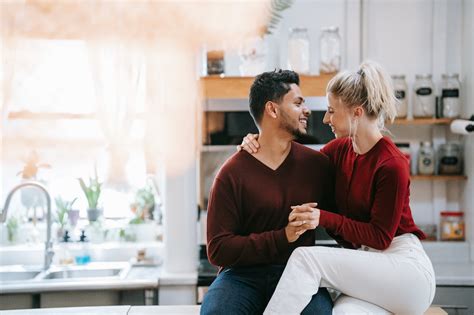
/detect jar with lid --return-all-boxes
[319,26,341,74]
[413,74,435,118]
[440,211,465,241]
[438,142,462,175]
[417,141,435,175]
[395,143,411,172]
[206,50,225,76]
[441,73,461,118]
[392,75,408,118]
[288,27,310,74]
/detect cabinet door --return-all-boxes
[433,286,474,315]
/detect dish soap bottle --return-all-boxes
[75,230,91,265]
[58,230,74,265]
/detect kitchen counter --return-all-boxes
[1,305,447,314]
[433,262,474,286]
[0,262,196,295]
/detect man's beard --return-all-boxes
[279,110,307,138]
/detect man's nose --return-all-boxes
[303,106,310,117]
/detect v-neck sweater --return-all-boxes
[206,141,335,269]
[319,136,425,250]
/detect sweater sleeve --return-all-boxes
[319,158,409,250]
[206,177,290,268]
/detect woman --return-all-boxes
[239,61,436,314]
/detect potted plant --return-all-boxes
[6,216,19,244]
[78,173,102,222]
[54,197,77,239]
[128,184,156,242]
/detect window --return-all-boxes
[2,39,147,219]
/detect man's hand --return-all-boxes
[285,202,320,242]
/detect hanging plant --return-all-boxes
[265,0,294,35]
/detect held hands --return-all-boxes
[237,133,260,153]
[285,202,321,243]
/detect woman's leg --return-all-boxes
[263,245,434,315]
[333,295,391,315]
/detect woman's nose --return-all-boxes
[323,112,330,124]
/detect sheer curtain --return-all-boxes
[87,39,145,191]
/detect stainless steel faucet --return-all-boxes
[0,181,54,270]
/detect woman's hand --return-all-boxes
[288,202,320,234]
[237,133,260,153]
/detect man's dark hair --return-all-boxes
[249,70,300,124]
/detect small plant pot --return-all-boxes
[87,208,102,222]
[68,209,80,226]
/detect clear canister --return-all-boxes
[319,26,341,74]
[288,27,310,74]
[413,74,435,118]
[438,142,463,175]
[441,73,461,118]
[392,75,408,118]
[417,141,435,175]
[440,211,465,241]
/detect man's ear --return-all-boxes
[264,101,278,119]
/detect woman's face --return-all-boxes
[323,93,352,138]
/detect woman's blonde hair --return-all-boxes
[326,60,398,130]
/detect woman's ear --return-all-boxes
[353,105,364,118]
[265,101,278,119]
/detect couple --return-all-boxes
[201,61,435,315]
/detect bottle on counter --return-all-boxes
[58,230,74,265]
[75,230,91,265]
[413,74,435,118]
[417,141,435,175]
[391,75,408,118]
[441,73,461,118]
[288,27,310,74]
[319,26,341,74]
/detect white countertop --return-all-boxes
[2,305,201,315]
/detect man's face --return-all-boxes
[278,84,310,138]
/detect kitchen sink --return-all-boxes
[0,266,42,282]
[39,262,130,281]
[42,268,123,280]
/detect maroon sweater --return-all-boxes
[207,142,335,269]
[320,136,425,250]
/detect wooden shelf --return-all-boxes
[411,175,467,181]
[392,118,454,125]
[200,74,335,99]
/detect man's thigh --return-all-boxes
[201,268,266,315]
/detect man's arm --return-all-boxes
[206,177,294,268]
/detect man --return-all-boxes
[201,70,335,315]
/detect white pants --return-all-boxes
[263,234,436,315]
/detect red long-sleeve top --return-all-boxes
[319,136,425,250]
[206,142,335,269]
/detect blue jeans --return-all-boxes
[201,265,333,315]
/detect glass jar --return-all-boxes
[395,143,411,172]
[440,211,465,241]
[441,73,461,118]
[417,141,435,175]
[206,50,225,75]
[391,75,408,118]
[319,26,341,74]
[288,27,310,74]
[438,142,462,175]
[413,74,435,118]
